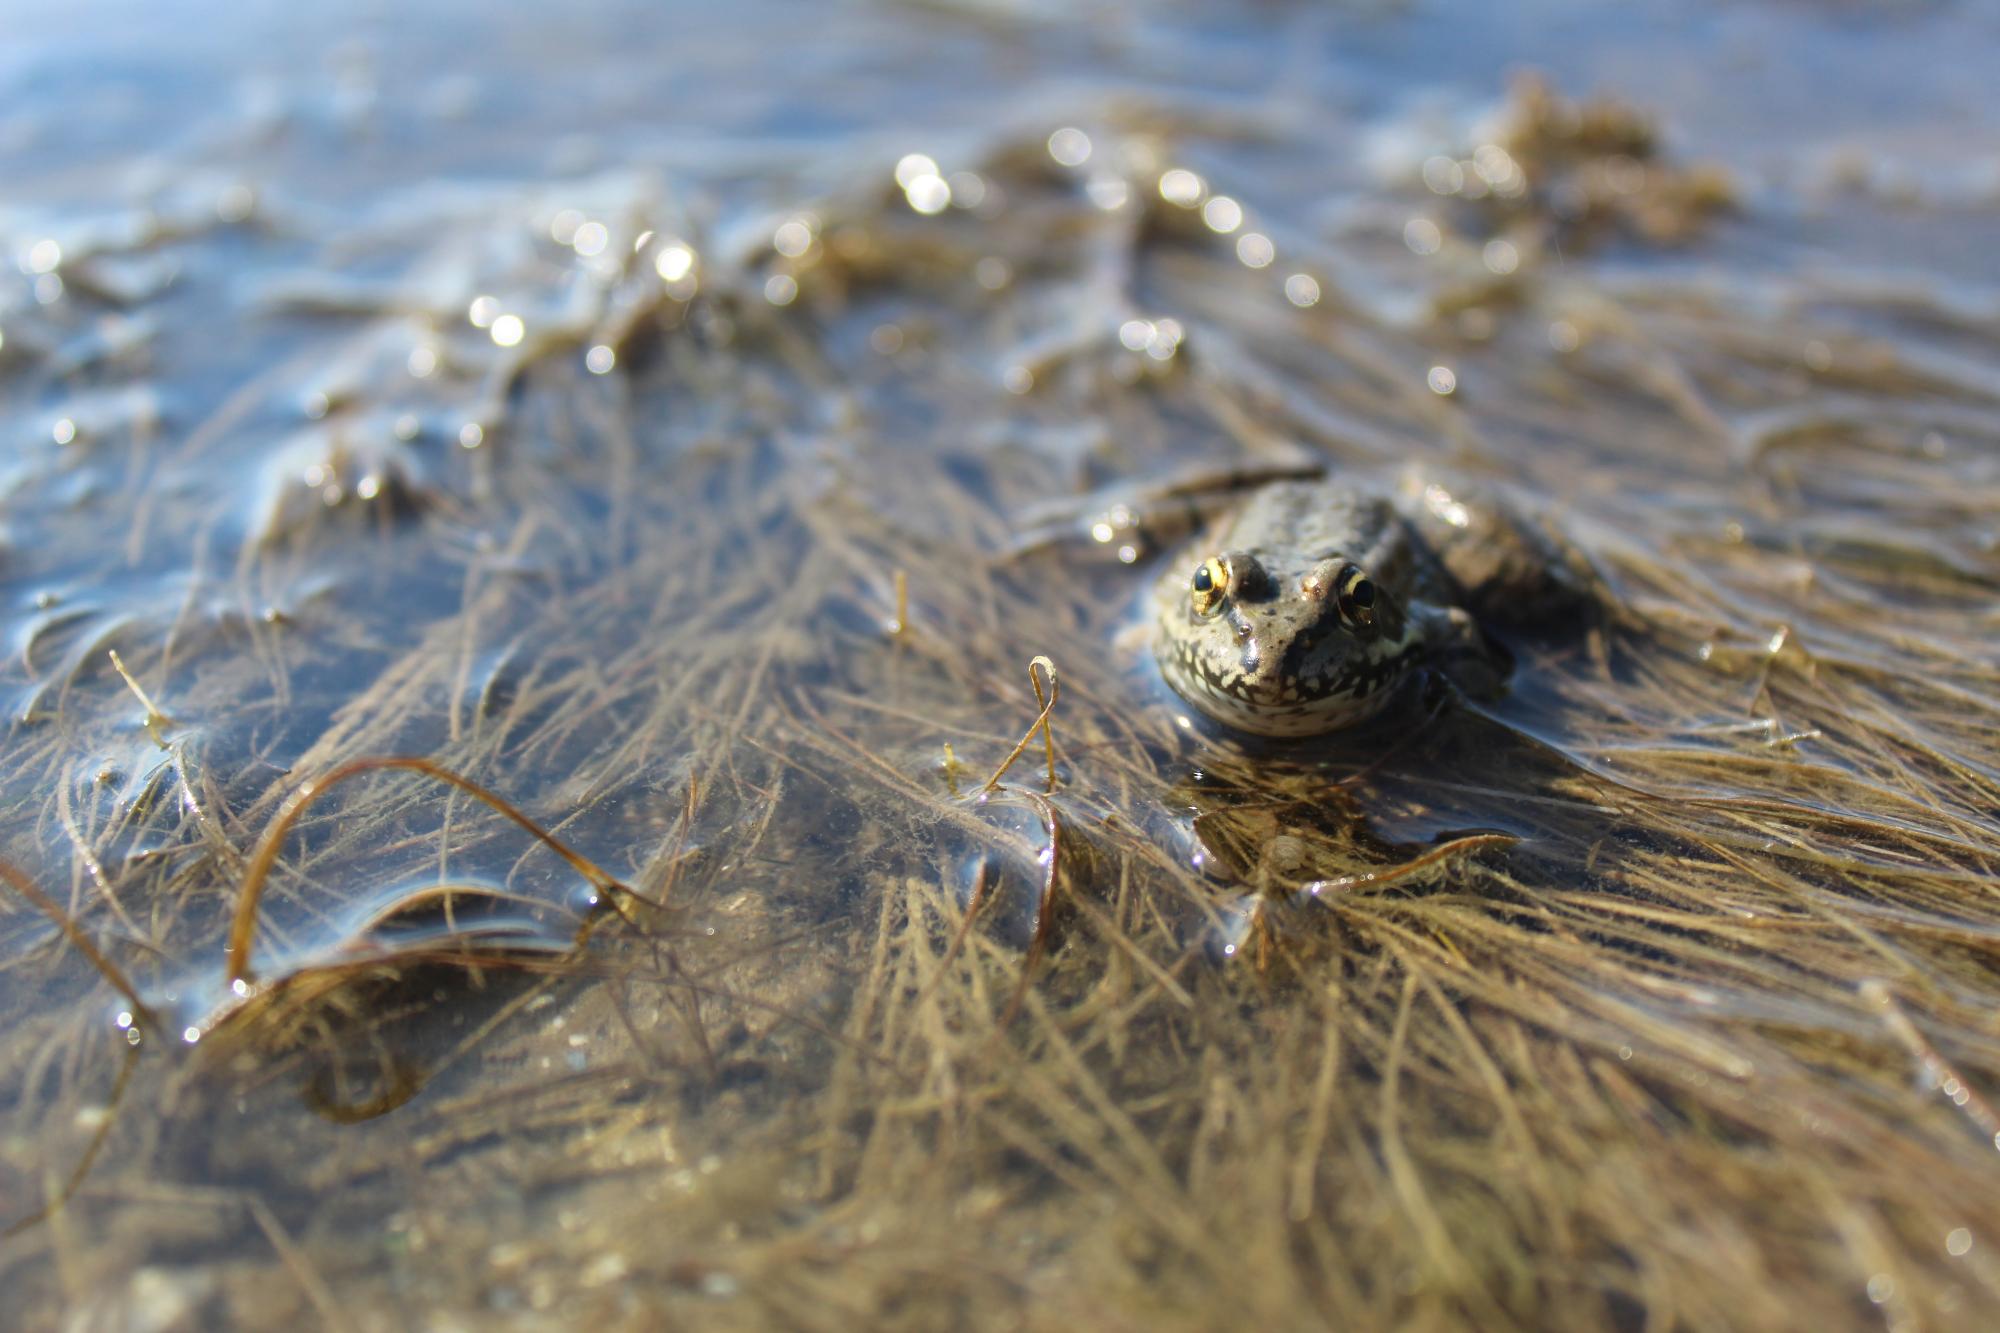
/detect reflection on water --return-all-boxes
[4,0,2000,1326]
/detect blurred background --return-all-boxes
[4,2,1999,1328]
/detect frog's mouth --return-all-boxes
[1157,637,1423,738]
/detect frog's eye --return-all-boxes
[1335,563,1377,630]
[1190,557,1229,617]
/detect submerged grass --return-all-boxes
[2,79,1999,1331]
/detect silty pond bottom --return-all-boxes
[3,0,2000,1327]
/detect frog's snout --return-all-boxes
[1237,646,1296,704]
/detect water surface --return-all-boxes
[4,1,2000,1327]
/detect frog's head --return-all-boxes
[1153,547,1423,736]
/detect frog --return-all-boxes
[1151,470,1583,737]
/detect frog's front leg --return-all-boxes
[1419,604,1515,701]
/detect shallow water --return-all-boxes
[4,1,2000,1327]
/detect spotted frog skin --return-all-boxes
[1153,473,1576,737]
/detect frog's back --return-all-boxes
[1390,470,1592,626]
[1213,480,1452,608]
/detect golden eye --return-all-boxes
[1336,563,1377,629]
[1190,557,1228,617]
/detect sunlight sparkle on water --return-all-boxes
[1159,169,1204,207]
[1427,365,1457,395]
[764,273,798,306]
[893,152,955,214]
[1047,127,1091,167]
[25,239,61,274]
[1284,273,1320,307]
[905,173,952,215]
[572,220,609,257]
[51,418,76,445]
[1201,196,1243,233]
[1118,317,1183,361]
[1424,483,1470,528]
[490,313,525,347]
[655,243,694,282]
[1085,175,1129,211]
[773,217,815,257]
[468,295,499,329]
[1483,239,1519,274]
[408,345,438,377]
[1236,232,1274,268]
[1472,144,1527,197]
[1404,217,1442,255]
[585,344,616,374]
[1422,155,1465,194]
[894,153,938,188]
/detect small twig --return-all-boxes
[914,855,997,1014]
[1300,831,1520,899]
[889,569,909,637]
[916,788,1070,1039]
[225,756,635,987]
[0,857,158,1032]
[994,788,1065,1034]
[247,1195,355,1333]
[107,649,171,749]
[1,1042,141,1240]
[981,656,1060,793]
[1861,979,2000,1147]
[641,776,703,910]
